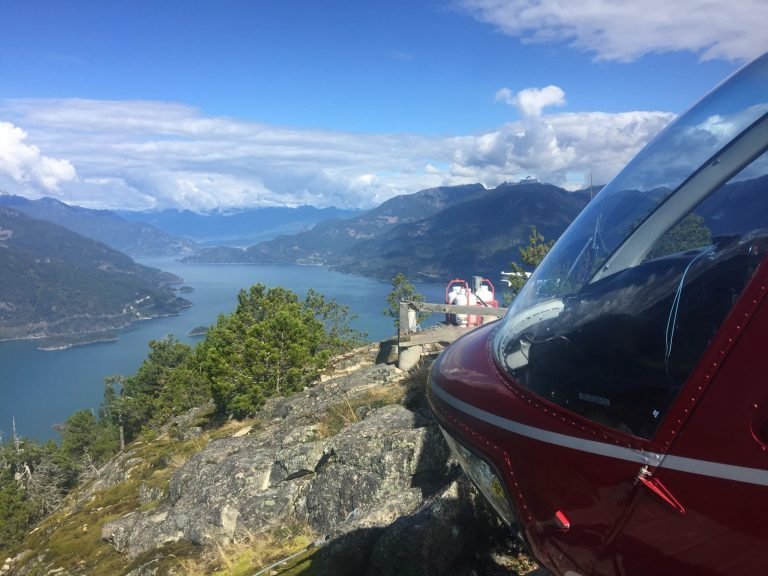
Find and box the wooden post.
[399,301,411,342]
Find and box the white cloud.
[0,121,76,193]
[450,109,675,188]
[459,0,768,61]
[0,97,675,211]
[496,85,566,117]
[354,174,376,187]
[494,88,514,106]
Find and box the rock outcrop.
[101,346,473,569]
[12,343,537,575]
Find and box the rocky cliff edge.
[6,343,538,576]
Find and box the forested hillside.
[335,182,589,279]
[0,284,368,573]
[117,205,362,247]
[0,207,189,342]
[184,182,590,280]
[0,195,197,258]
[184,183,489,266]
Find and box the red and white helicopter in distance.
[428,52,768,575]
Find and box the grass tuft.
[9,428,216,575]
[172,522,315,576]
[316,384,407,438]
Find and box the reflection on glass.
[493,54,768,439]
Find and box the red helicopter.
[428,52,768,575]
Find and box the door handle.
[637,466,686,515]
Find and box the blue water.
[0,259,443,441]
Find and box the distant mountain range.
[0,194,198,258]
[3,170,766,344]
[0,182,592,343]
[185,182,591,280]
[335,182,590,280]
[0,183,593,342]
[116,205,361,247]
[0,206,190,344]
[0,194,361,257]
[242,184,490,267]
[184,184,488,265]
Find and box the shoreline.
[38,334,121,351]
[0,309,190,352]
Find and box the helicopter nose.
[427,323,520,528]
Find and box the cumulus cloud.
[451,109,675,189]
[459,0,768,61]
[0,121,76,193]
[496,85,566,117]
[0,96,675,211]
[1,99,450,211]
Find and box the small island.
[187,325,209,337]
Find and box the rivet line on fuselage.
[431,379,768,486]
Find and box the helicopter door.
[593,221,768,573]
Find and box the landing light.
[440,428,516,527]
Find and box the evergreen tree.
[505,226,554,303]
[60,409,118,466]
[305,288,367,349]
[384,273,426,330]
[117,336,195,439]
[0,469,35,553]
[101,375,137,450]
[202,284,363,418]
[60,410,99,460]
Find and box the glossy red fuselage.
[428,256,768,575]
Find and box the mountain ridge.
[0,206,190,344]
[335,182,590,280]
[116,205,362,247]
[185,182,590,280]
[0,194,198,258]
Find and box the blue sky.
[0,0,766,211]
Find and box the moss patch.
[9,431,212,575]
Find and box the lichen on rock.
[12,343,534,575]
[101,357,455,559]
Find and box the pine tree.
[203,284,363,418]
[505,226,554,303]
[384,273,426,330]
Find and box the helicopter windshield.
[493,53,768,439]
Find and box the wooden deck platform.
[398,300,507,349]
[398,323,487,347]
